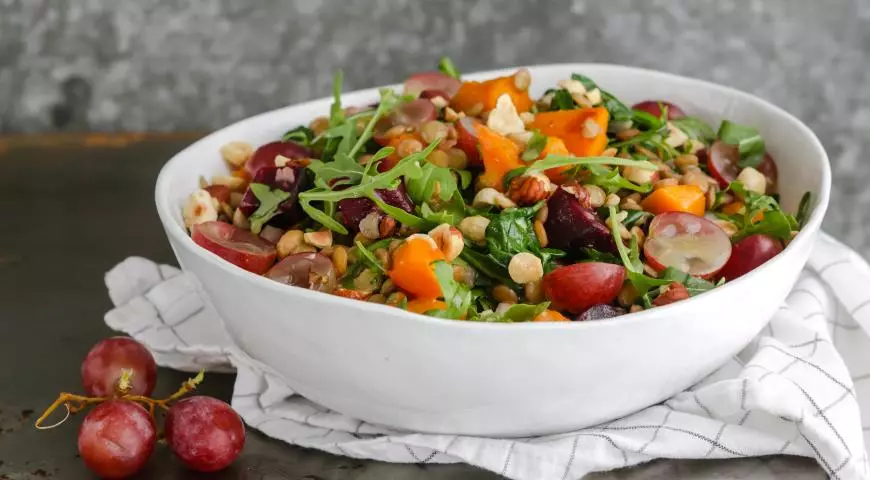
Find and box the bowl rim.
[155,62,831,331]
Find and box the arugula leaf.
[521,130,548,162]
[717,120,765,169]
[659,267,717,296]
[585,164,653,194]
[608,123,670,149]
[670,117,716,143]
[551,89,576,110]
[623,210,653,228]
[456,169,473,189]
[796,191,811,228]
[405,162,459,205]
[607,205,670,296]
[525,154,657,175]
[282,125,315,146]
[438,57,461,79]
[247,183,291,234]
[578,247,622,265]
[419,192,467,226]
[724,182,797,241]
[631,109,662,131]
[430,260,473,319]
[571,73,632,122]
[472,303,549,323]
[329,71,345,126]
[459,247,518,288]
[353,240,386,273]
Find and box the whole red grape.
[165,396,245,472]
[82,337,157,397]
[78,400,156,479]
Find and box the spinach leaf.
[282,125,315,146]
[571,73,632,122]
[671,117,716,143]
[485,205,542,265]
[717,120,765,169]
[659,267,717,296]
[724,182,798,241]
[459,247,518,288]
[551,89,576,110]
[405,162,459,204]
[438,56,461,79]
[796,191,812,228]
[631,109,662,131]
[579,247,622,265]
[247,183,291,234]
[472,302,549,323]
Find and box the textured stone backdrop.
[1,0,869,255]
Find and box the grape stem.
[34,370,205,429]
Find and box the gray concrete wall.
[2,0,869,253]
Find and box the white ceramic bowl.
[156,64,830,436]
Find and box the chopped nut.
[508,252,544,284]
[654,177,680,189]
[378,215,398,238]
[303,230,333,249]
[712,219,738,237]
[421,120,449,144]
[681,167,713,193]
[737,167,767,194]
[444,107,460,122]
[674,154,700,173]
[211,175,246,191]
[380,278,397,294]
[486,94,525,136]
[630,226,645,249]
[583,185,607,208]
[524,280,544,304]
[557,79,586,95]
[458,215,490,244]
[446,148,468,169]
[582,118,602,139]
[519,112,536,126]
[331,245,348,275]
[465,102,484,117]
[585,88,602,105]
[428,223,465,261]
[357,212,381,240]
[601,147,618,157]
[706,184,719,209]
[620,194,643,211]
[507,173,552,206]
[427,149,449,167]
[605,193,621,207]
[473,188,517,209]
[630,304,644,313]
[574,93,593,107]
[220,141,254,167]
[232,208,250,229]
[507,131,534,149]
[533,220,548,247]
[430,96,449,109]
[368,293,386,304]
[492,284,519,304]
[535,204,549,223]
[622,165,658,185]
[453,264,476,287]
[635,145,661,162]
[397,138,423,158]
[665,122,689,148]
[354,268,382,293]
[513,68,531,91]
[643,263,660,277]
[274,154,292,167]
[617,284,639,308]
[229,192,244,208]
[615,128,640,141]
[374,248,391,269]
[309,116,330,136]
[383,125,409,140]
[276,230,305,258]
[405,233,439,250]
[183,189,218,230]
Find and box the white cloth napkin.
[104,232,870,480]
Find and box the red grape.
[165,396,245,473]
[455,117,481,166]
[644,212,732,278]
[706,140,741,189]
[191,221,277,274]
[392,99,436,128]
[718,234,783,281]
[265,252,336,292]
[78,400,156,479]
[204,185,231,204]
[82,337,157,397]
[542,263,625,314]
[632,100,686,120]
[245,141,312,177]
[403,72,461,99]
[757,153,779,194]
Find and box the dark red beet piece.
[239,165,310,228]
[544,187,616,255]
[575,304,625,321]
[337,184,414,233]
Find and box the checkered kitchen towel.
[104,232,870,480]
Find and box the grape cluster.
[36,336,245,478]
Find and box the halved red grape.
[757,153,779,194]
[82,337,157,397]
[78,400,156,479]
[392,99,436,128]
[542,263,625,314]
[204,185,231,204]
[544,187,615,256]
[245,141,312,177]
[652,282,690,306]
[403,72,461,99]
[191,221,277,274]
[644,212,732,278]
[706,140,741,189]
[456,117,481,166]
[419,89,450,102]
[165,396,245,473]
[575,304,625,321]
[718,234,783,281]
[632,100,686,120]
[266,252,336,292]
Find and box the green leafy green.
[631,109,663,131]
[607,205,671,296]
[430,260,472,319]
[353,240,386,273]
[405,163,460,204]
[796,191,812,228]
[329,71,345,126]
[282,126,315,146]
[571,73,632,122]
[585,164,653,194]
[659,267,717,296]
[472,303,549,323]
[247,183,291,234]
[438,57,461,79]
[459,247,518,288]
[722,182,798,241]
[608,123,670,150]
[578,247,622,265]
[524,154,657,177]
[485,204,549,264]
[717,120,765,169]
[521,130,548,162]
[671,117,716,143]
[623,210,653,228]
[551,89,576,110]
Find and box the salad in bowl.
[182,58,810,323]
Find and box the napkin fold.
[104,232,870,480]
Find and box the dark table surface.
[0,134,824,479]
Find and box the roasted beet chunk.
[245,141,313,177]
[337,184,414,233]
[239,165,310,228]
[544,187,616,255]
[575,304,625,321]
